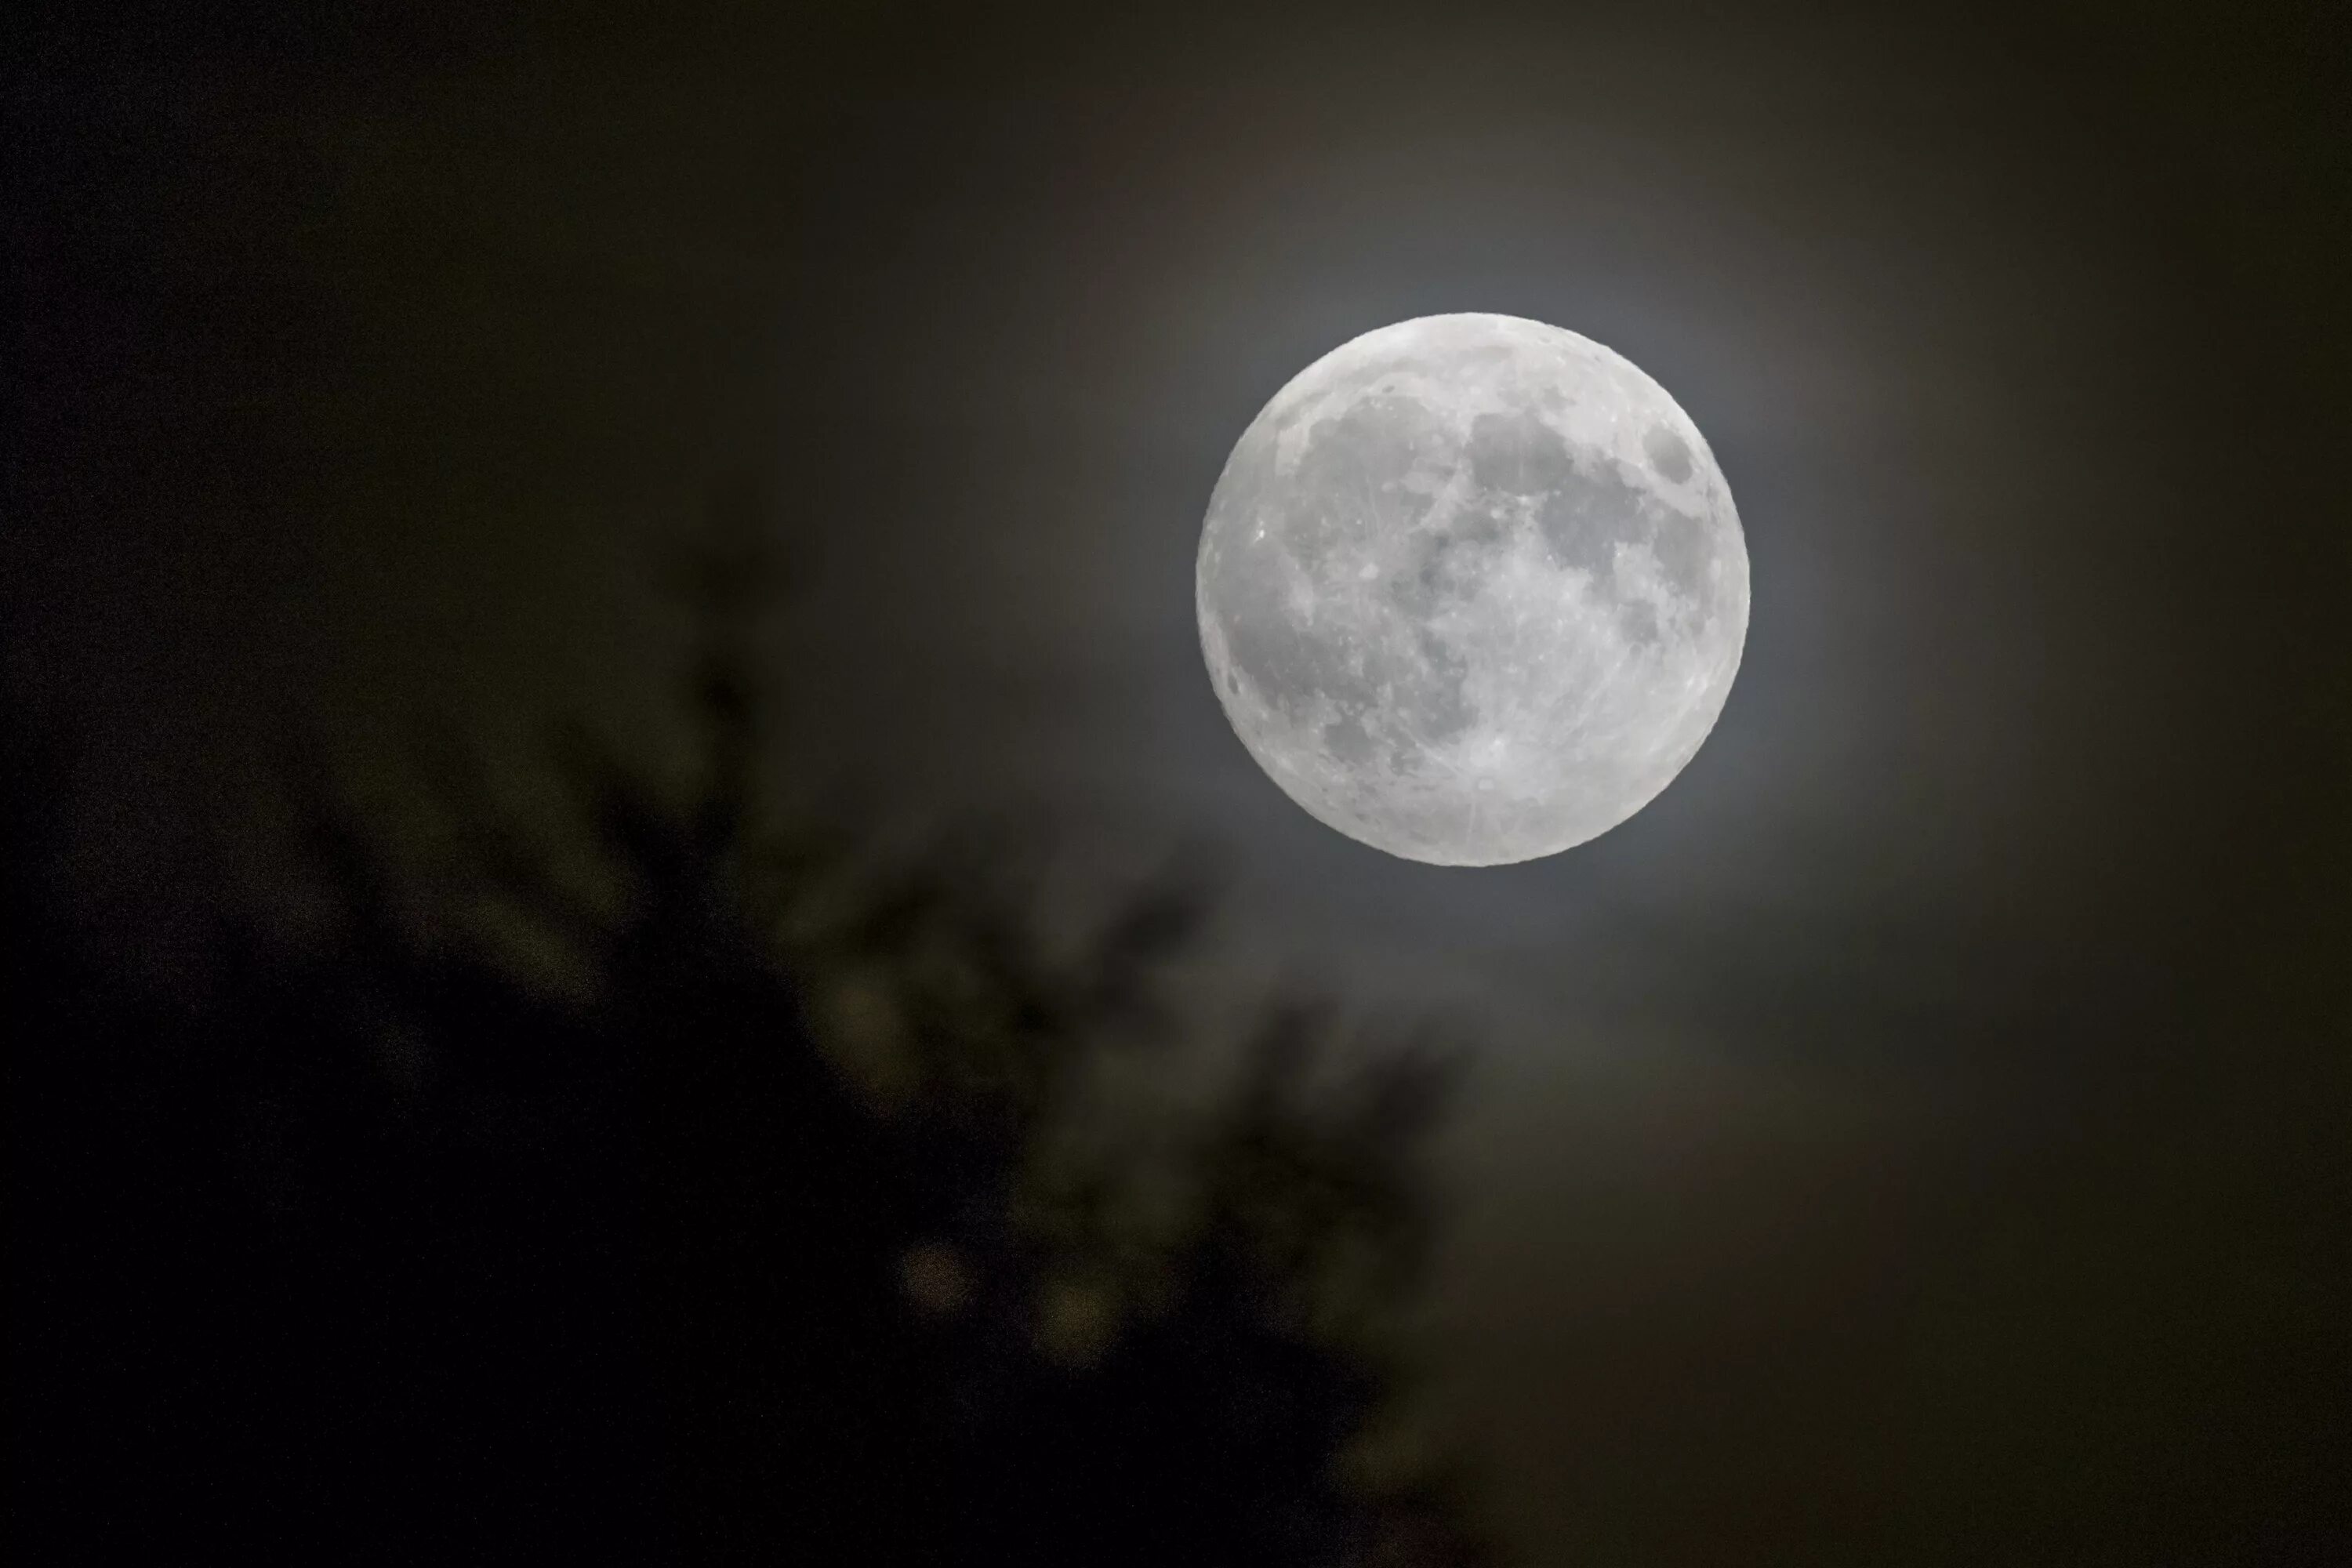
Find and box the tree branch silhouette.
[10,488,1494,1566]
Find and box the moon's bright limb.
[1196,313,1749,866]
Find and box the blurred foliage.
[9,497,1491,1565]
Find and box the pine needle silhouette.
[9,497,1493,1566]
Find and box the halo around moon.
[1196,313,1749,866]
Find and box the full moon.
[1196,313,1749,866]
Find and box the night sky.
[10,1,2347,1559]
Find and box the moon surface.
[1196,313,1749,866]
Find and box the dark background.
[9,1,2348,1561]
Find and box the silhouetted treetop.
[10,502,1494,1566]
